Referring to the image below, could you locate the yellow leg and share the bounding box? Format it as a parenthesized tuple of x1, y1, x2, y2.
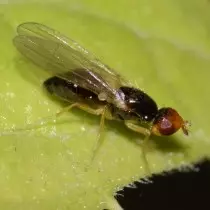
(56, 103, 108, 168)
(2, 103, 104, 135)
(125, 121, 151, 174)
(28, 103, 104, 129)
(125, 121, 151, 136)
(56, 103, 104, 117)
(90, 106, 107, 163)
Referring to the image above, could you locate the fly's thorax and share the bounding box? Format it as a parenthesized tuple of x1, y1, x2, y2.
(118, 86, 158, 122)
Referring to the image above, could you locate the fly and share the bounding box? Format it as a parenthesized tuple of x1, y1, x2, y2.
(13, 22, 190, 172)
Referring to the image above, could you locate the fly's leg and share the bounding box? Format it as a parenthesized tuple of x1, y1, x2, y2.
(1, 103, 103, 136)
(1, 103, 84, 135)
(56, 103, 104, 117)
(3, 102, 107, 167)
(89, 106, 107, 163)
(57, 104, 108, 168)
(125, 121, 150, 136)
(125, 121, 151, 174)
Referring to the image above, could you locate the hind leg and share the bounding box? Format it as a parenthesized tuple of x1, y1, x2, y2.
(89, 106, 108, 163)
(2, 103, 105, 135)
(56, 103, 105, 117)
(58, 104, 109, 165)
(61, 104, 109, 161)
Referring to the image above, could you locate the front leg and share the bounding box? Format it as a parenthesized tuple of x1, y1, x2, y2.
(125, 120, 151, 137)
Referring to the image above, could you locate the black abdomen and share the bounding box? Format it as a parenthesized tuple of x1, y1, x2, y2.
(43, 76, 101, 104)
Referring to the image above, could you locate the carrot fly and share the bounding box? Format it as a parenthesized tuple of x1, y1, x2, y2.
(13, 22, 190, 172)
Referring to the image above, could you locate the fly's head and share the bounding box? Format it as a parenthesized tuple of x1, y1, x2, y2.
(151, 107, 190, 136)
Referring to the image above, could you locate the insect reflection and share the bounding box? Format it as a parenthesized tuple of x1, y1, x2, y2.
(13, 22, 190, 172)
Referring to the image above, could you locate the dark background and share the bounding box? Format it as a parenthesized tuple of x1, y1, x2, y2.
(115, 158, 210, 210)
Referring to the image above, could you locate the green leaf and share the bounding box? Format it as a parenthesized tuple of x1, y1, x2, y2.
(0, 1, 210, 209)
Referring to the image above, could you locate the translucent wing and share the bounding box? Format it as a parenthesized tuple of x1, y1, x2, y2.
(13, 22, 129, 107)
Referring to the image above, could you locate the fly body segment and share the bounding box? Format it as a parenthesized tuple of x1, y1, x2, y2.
(13, 22, 190, 172)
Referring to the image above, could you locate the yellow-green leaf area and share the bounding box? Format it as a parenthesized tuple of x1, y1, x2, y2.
(0, 1, 210, 209)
